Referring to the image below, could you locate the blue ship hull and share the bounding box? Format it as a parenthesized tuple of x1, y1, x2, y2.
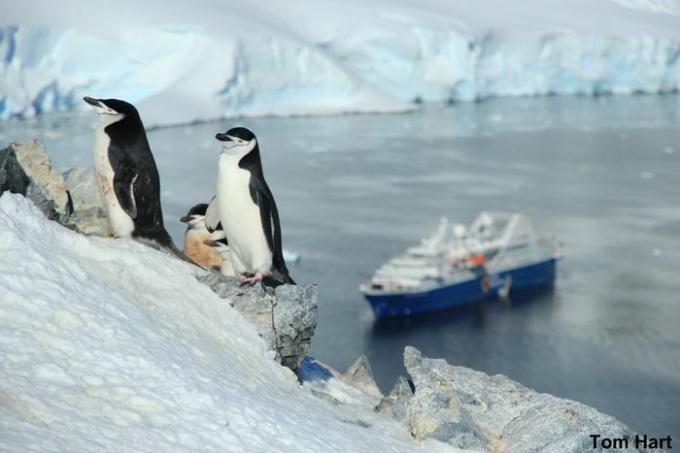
(364, 257, 558, 318)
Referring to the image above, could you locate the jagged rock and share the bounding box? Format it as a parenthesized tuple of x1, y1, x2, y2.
(64, 206, 110, 235)
(0, 141, 110, 235)
(344, 355, 383, 399)
(274, 284, 318, 369)
(1, 142, 62, 221)
(197, 271, 317, 370)
(401, 346, 637, 452)
(13, 140, 68, 209)
(0, 145, 31, 195)
(375, 375, 413, 420)
(63, 166, 101, 211)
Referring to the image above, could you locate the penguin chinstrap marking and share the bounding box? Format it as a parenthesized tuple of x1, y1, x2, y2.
(83, 96, 195, 265)
(213, 127, 295, 287)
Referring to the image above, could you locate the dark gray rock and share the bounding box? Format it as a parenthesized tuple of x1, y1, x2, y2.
(344, 355, 383, 399)
(274, 284, 318, 369)
(0, 145, 31, 195)
(400, 346, 640, 452)
(197, 271, 317, 370)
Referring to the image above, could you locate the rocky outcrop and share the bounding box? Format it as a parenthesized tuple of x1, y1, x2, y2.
(12, 140, 68, 210)
(198, 272, 317, 370)
(375, 375, 413, 421)
(0, 144, 31, 195)
(0, 140, 105, 232)
(377, 347, 638, 452)
(344, 355, 383, 399)
(62, 166, 109, 235)
(1, 141, 64, 222)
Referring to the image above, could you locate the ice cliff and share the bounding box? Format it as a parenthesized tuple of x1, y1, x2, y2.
(2, 0, 680, 126)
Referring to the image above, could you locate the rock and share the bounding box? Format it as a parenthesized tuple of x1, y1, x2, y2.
(12, 140, 68, 209)
(399, 346, 637, 452)
(274, 284, 318, 369)
(64, 207, 110, 235)
(197, 271, 317, 370)
(63, 167, 109, 235)
(0, 141, 109, 235)
(0, 145, 31, 195)
(344, 355, 383, 399)
(375, 375, 413, 421)
(63, 166, 101, 211)
(1, 142, 62, 221)
(297, 357, 385, 409)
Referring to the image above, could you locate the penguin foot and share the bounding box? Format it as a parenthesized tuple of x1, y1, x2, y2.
(239, 272, 264, 286)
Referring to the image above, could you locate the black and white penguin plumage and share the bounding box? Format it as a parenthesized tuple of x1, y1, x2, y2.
(83, 96, 192, 263)
(213, 127, 294, 287)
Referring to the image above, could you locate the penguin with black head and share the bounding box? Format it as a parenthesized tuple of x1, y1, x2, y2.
(83, 96, 193, 263)
(213, 127, 294, 287)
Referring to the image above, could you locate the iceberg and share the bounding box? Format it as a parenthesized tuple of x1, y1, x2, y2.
(1, 0, 680, 126)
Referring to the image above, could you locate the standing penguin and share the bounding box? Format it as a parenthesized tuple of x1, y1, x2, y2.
(83, 96, 190, 263)
(213, 127, 294, 286)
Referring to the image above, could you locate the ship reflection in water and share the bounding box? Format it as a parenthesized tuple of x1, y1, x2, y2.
(369, 283, 557, 338)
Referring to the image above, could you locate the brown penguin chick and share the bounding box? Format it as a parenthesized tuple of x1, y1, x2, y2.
(180, 204, 222, 269)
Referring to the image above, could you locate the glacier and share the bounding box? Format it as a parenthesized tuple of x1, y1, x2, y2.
(1, 0, 680, 126)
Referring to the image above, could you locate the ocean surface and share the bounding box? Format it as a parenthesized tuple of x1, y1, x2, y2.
(2, 95, 679, 438)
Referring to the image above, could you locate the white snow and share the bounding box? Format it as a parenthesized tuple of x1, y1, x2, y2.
(1, 0, 680, 126)
(0, 193, 458, 452)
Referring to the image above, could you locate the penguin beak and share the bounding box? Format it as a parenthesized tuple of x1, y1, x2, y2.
(180, 215, 191, 223)
(215, 133, 232, 142)
(83, 96, 100, 107)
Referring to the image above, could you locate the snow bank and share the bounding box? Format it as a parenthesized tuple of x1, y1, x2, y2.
(2, 0, 680, 125)
(0, 193, 455, 452)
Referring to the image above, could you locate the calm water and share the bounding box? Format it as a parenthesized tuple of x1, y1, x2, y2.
(2, 95, 679, 437)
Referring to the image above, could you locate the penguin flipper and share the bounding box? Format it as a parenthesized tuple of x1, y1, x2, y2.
(205, 195, 220, 233)
(112, 160, 138, 219)
(249, 181, 291, 281)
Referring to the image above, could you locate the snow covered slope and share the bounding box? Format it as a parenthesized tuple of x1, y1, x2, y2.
(0, 193, 456, 452)
(1, 0, 680, 125)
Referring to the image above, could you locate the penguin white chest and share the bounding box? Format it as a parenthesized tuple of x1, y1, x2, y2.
(216, 158, 272, 275)
(93, 125, 135, 237)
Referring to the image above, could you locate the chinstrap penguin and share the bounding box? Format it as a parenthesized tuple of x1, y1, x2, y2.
(180, 203, 222, 270)
(83, 96, 194, 264)
(212, 127, 294, 287)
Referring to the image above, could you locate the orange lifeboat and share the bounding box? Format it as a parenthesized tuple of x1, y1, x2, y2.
(466, 254, 486, 266)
